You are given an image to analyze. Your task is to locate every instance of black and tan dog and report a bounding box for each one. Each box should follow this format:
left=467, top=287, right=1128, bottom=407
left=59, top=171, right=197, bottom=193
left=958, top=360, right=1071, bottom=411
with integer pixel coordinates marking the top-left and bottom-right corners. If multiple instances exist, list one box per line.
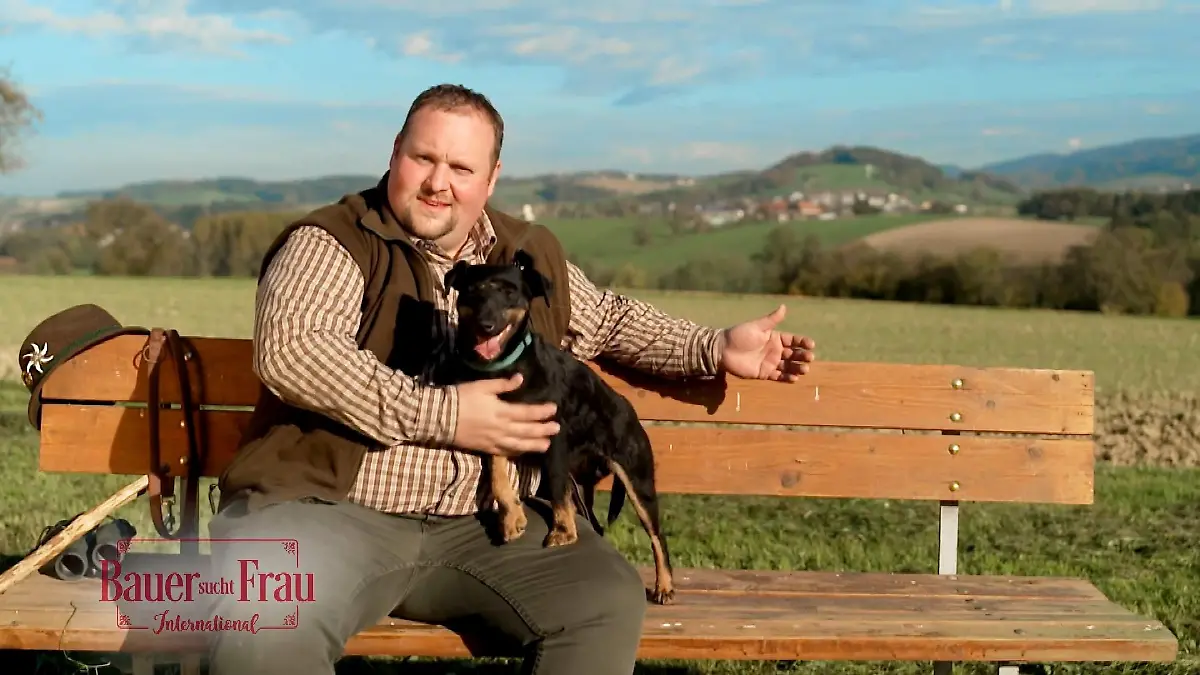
left=440, top=250, right=675, bottom=604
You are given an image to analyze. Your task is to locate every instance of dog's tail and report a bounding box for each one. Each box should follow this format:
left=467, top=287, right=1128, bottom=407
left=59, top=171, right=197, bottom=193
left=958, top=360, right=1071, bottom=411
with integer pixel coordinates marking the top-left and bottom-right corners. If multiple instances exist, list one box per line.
left=606, top=460, right=626, bottom=526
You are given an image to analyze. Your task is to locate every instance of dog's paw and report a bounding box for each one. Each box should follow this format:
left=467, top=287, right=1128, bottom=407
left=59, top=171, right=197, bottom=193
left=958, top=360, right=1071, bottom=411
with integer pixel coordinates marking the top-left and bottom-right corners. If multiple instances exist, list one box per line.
left=647, top=586, right=676, bottom=605
left=544, top=527, right=578, bottom=548
left=500, top=507, right=528, bottom=543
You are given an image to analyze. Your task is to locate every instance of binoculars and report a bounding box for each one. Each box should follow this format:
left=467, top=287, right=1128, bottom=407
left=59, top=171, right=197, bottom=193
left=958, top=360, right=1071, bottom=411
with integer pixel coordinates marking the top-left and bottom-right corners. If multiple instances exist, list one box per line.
left=41, top=518, right=137, bottom=582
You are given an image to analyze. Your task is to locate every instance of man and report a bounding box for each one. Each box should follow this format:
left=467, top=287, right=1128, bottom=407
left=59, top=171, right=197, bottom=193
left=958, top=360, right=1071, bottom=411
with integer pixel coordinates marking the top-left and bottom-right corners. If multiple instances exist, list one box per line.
left=205, top=83, right=816, bottom=675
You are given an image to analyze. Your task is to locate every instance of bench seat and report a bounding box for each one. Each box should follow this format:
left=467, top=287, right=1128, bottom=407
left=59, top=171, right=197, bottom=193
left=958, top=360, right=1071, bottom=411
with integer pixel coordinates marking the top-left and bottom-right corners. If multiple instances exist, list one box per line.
left=0, top=555, right=1177, bottom=663
left=3, top=334, right=1180, bottom=670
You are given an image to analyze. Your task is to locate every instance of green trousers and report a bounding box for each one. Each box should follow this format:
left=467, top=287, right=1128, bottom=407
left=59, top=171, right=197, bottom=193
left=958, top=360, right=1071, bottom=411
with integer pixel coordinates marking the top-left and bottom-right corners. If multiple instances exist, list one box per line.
left=204, top=494, right=648, bottom=675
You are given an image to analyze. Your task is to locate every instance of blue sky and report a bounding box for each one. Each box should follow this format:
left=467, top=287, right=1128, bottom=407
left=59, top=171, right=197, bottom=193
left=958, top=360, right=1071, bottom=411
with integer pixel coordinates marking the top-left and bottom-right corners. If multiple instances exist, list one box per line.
left=1, top=0, right=1197, bottom=196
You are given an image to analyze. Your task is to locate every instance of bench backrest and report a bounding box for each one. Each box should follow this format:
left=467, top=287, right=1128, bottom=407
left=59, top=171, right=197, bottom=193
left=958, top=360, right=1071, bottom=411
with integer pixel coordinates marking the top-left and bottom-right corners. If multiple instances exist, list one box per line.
left=35, top=335, right=1096, bottom=506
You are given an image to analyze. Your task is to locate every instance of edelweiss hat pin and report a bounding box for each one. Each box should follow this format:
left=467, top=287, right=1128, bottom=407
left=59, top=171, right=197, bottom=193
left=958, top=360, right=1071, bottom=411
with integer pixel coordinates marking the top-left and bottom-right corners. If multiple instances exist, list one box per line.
left=17, top=304, right=149, bottom=430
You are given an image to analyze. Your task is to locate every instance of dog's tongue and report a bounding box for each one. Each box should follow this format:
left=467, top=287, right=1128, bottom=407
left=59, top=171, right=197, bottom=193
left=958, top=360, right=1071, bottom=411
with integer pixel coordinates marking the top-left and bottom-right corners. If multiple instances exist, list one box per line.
left=475, top=335, right=505, bottom=360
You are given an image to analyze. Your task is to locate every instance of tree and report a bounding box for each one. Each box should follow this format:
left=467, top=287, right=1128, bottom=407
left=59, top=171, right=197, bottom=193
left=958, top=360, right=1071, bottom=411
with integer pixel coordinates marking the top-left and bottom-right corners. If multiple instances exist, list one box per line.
left=631, top=221, right=652, bottom=247
left=86, top=198, right=192, bottom=276
left=0, top=67, right=43, bottom=174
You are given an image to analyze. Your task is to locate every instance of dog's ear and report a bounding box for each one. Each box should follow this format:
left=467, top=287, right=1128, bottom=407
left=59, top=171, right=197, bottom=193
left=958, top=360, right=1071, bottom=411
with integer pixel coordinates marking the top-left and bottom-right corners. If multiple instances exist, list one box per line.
left=512, top=249, right=535, bottom=271
left=444, top=260, right=470, bottom=292
left=513, top=249, right=552, bottom=299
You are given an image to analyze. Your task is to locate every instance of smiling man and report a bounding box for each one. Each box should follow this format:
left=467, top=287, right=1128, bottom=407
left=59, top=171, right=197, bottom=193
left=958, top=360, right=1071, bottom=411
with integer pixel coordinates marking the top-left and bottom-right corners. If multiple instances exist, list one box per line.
left=206, top=83, right=816, bottom=675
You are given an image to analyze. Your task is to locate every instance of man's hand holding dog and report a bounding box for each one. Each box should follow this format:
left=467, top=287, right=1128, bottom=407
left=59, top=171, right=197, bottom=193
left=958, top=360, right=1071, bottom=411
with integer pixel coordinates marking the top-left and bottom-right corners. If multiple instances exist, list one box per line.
left=452, top=373, right=559, bottom=456
left=718, top=304, right=816, bottom=382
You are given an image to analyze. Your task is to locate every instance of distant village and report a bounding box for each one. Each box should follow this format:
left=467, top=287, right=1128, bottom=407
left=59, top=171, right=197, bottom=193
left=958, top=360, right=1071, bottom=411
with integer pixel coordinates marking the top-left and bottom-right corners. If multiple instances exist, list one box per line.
left=674, top=189, right=969, bottom=228
left=520, top=171, right=972, bottom=227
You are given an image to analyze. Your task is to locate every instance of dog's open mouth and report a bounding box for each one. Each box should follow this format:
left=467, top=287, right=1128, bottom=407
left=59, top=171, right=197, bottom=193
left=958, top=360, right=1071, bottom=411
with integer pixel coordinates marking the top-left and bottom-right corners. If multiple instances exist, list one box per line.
left=474, top=324, right=515, bottom=361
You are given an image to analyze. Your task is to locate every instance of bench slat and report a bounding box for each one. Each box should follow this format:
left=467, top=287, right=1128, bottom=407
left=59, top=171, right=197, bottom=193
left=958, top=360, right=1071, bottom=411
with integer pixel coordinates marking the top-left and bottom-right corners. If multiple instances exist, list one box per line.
left=39, top=336, right=1094, bottom=435
left=12, top=557, right=1111, bottom=602
left=39, top=404, right=1095, bottom=503
left=0, top=559, right=1176, bottom=663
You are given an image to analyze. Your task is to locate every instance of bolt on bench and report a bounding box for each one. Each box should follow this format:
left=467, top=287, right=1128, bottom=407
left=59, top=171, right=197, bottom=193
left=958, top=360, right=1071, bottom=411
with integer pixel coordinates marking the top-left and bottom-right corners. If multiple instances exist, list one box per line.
left=0, top=334, right=1179, bottom=674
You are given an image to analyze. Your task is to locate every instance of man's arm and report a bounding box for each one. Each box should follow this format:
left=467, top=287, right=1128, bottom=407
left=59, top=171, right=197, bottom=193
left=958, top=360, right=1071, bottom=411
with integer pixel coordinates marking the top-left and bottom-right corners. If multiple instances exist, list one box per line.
left=252, top=225, right=458, bottom=446
left=563, top=260, right=723, bottom=378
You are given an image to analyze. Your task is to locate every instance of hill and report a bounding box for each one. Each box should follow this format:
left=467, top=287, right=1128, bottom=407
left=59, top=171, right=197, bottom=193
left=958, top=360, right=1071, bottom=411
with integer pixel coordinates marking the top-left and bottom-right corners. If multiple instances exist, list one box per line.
left=622, top=146, right=1023, bottom=208
left=56, top=175, right=380, bottom=208
left=856, top=217, right=1101, bottom=264
left=51, top=170, right=696, bottom=212
left=8, top=146, right=1021, bottom=223
left=979, top=133, right=1200, bottom=190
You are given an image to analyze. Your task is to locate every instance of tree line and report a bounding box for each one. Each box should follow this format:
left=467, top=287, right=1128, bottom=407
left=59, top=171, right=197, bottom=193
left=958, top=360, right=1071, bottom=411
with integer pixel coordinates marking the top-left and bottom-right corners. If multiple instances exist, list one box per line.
left=585, top=186, right=1200, bottom=318
left=580, top=224, right=1196, bottom=317
left=1016, top=187, right=1200, bottom=241
left=3, top=188, right=1200, bottom=318
left=1, top=198, right=298, bottom=277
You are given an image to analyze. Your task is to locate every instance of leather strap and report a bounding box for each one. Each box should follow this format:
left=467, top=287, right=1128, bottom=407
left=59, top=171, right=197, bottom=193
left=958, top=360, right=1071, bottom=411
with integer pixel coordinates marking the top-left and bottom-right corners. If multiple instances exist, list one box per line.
left=142, top=329, right=204, bottom=541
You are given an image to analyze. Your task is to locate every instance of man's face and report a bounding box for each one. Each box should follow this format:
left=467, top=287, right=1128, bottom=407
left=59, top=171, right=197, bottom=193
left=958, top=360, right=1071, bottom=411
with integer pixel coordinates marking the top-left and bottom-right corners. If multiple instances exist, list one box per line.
left=387, top=106, right=500, bottom=252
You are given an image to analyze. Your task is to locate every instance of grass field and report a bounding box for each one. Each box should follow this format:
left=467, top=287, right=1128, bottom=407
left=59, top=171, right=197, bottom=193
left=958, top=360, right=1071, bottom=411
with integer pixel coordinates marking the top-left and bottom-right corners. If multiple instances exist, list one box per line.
left=537, top=214, right=1110, bottom=275
left=540, top=214, right=948, bottom=271
left=1, top=276, right=1198, bottom=673
left=3, top=275, right=1197, bottom=394
left=0, top=409, right=1196, bottom=675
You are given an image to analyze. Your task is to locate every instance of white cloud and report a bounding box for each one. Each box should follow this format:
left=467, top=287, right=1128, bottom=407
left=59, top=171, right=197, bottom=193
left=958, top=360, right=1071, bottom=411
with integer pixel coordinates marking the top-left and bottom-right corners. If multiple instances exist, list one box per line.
left=8, top=0, right=1192, bottom=102
left=672, top=141, right=758, bottom=164
left=981, top=127, right=1026, bottom=136
left=507, top=26, right=636, bottom=63
left=1027, top=0, right=1166, bottom=14
left=0, top=0, right=290, bottom=57
left=648, top=56, right=705, bottom=87
left=177, top=0, right=1188, bottom=100
left=400, top=31, right=464, bottom=63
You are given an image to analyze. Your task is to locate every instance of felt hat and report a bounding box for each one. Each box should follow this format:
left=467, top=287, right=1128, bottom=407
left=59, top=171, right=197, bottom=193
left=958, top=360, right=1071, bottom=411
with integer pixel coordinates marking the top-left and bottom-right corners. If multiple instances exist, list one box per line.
left=17, top=304, right=150, bottom=429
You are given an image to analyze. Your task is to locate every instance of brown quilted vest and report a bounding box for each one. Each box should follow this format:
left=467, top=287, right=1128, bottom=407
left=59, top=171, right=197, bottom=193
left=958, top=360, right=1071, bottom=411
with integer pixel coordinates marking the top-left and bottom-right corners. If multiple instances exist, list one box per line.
left=216, top=173, right=571, bottom=514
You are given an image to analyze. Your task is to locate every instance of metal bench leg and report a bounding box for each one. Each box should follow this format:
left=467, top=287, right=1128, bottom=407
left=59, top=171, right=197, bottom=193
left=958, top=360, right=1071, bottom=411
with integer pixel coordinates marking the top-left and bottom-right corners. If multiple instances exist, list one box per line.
left=932, top=495, right=960, bottom=675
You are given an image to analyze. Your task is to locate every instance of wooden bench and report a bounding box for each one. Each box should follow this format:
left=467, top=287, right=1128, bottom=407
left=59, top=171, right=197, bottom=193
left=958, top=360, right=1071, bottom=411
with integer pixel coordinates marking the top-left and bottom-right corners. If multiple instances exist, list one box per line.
left=0, top=333, right=1179, bottom=674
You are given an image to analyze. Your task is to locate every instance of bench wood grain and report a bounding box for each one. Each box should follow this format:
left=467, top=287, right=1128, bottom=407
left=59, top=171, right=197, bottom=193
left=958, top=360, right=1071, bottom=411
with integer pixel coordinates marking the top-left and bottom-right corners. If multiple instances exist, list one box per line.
left=0, top=333, right=1178, bottom=670
left=0, top=555, right=1178, bottom=663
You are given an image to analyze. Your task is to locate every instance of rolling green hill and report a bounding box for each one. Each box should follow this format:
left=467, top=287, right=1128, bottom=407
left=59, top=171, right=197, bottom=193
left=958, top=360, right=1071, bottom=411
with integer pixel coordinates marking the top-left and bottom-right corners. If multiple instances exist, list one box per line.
left=50, top=171, right=693, bottom=212
left=21, top=133, right=1200, bottom=219
left=979, top=133, right=1200, bottom=190
left=36, top=145, right=1024, bottom=217
left=634, top=146, right=1024, bottom=208
left=56, top=175, right=379, bottom=208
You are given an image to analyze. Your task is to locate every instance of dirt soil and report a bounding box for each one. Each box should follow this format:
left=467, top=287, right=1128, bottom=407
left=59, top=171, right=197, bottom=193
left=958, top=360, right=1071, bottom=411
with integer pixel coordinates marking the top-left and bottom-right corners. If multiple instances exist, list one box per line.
left=1094, top=391, right=1200, bottom=467
left=576, top=176, right=677, bottom=195
left=858, top=217, right=1101, bottom=264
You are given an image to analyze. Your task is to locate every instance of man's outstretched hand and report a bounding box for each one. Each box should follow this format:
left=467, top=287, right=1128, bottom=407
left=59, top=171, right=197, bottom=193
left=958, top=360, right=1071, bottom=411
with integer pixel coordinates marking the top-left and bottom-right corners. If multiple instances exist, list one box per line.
left=717, top=304, right=815, bottom=382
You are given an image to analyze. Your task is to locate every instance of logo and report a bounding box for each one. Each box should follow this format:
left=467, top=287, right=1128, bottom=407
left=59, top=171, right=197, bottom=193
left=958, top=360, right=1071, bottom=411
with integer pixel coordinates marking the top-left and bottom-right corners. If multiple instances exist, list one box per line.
left=99, top=537, right=314, bottom=642
left=22, top=342, right=52, bottom=378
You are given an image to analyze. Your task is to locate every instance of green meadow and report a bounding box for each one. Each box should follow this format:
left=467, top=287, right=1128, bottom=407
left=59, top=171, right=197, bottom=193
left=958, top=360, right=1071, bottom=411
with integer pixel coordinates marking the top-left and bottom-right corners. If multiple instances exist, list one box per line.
left=1, top=274, right=1198, bottom=674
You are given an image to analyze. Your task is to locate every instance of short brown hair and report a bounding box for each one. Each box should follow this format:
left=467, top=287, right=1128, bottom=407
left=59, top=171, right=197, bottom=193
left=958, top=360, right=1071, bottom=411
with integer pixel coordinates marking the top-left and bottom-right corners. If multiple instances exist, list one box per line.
left=398, top=83, right=505, bottom=165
